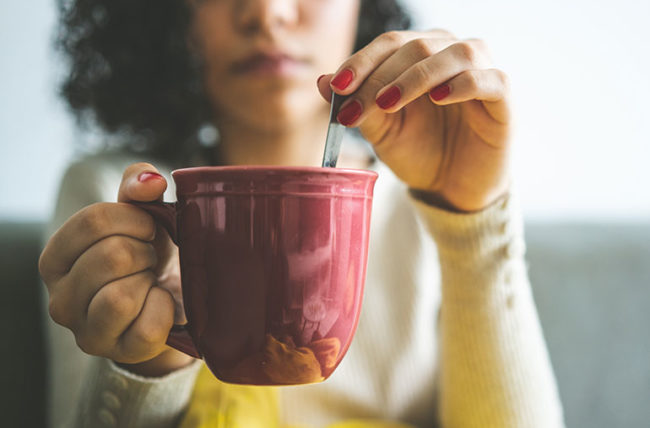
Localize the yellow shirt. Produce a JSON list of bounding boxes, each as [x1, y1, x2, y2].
[[180, 365, 414, 428]]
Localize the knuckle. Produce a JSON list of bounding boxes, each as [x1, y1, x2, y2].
[[38, 250, 52, 282], [430, 28, 456, 39], [466, 38, 487, 53], [454, 41, 478, 65], [74, 335, 91, 354], [428, 28, 456, 39], [132, 321, 167, 348], [352, 49, 373, 71], [48, 297, 70, 326], [406, 38, 433, 58], [79, 203, 111, 237], [464, 70, 481, 92], [131, 287, 173, 348], [98, 284, 138, 320], [468, 38, 493, 62], [75, 332, 103, 356], [103, 237, 136, 273], [378, 31, 404, 46]]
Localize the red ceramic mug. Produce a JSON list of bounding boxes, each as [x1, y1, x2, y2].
[[134, 166, 377, 385]]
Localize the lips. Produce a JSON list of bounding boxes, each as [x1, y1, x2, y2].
[[231, 51, 309, 76]]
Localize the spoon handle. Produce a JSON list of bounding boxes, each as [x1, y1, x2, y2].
[[321, 92, 347, 168]]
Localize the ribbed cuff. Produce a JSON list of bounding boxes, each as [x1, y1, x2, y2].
[[408, 192, 526, 300], [75, 357, 202, 428]]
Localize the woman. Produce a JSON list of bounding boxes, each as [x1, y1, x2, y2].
[[39, 0, 564, 426]]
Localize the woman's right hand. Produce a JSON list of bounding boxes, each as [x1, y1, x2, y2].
[[39, 163, 194, 377]]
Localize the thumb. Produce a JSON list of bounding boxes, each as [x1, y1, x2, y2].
[[117, 162, 168, 203]]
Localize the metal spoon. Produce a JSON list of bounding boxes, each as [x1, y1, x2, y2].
[[321, 92, 348, 168]]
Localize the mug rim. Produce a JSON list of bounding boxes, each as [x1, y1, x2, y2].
[[172, 165, 378, 180]]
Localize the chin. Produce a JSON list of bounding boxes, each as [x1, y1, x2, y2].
[[221, 85, 325, 132], [244, 109, 297, 133]]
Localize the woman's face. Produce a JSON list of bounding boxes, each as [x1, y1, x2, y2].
[[190, 0, 361, 132]]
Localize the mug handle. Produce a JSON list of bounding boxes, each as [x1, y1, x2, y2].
[[131, 201, 201, 359]]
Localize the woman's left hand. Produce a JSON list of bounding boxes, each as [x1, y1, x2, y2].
[[317, 29, 511, 212]]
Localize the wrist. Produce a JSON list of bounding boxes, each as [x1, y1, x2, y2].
[[116, 348, 195, 377], [408, 188, 476, 213], [408, 187, 509, 213]]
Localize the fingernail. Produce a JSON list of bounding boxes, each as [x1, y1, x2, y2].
[[317, 74, 326, 85], [138, 172, 163, 183], [337, 100, 362, 126], [430, 84, 451, 101], [330, 69, 354, 91], [376, 86, 401, 109]]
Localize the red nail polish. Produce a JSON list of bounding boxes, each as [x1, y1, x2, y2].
[[376, 86, 401, 109], [138, 172, 163, 183], [330, 69, 354, 91], [337, 100, 362, 126], [430, 84, 451, 101]]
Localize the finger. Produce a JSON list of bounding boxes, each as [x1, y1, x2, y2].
[[53, 236, 157, 324], [117, 162, 167, 203], [329, 30, 455, 95], [85, 270, 156, 343], [39, 203, 156, 283], [334, 36, 461, 127], [373, 40, 491, 115], [317, 73, 334, 102], [116, 286, 175, 363], [430, 69, 511, 147], [428, 68, 511, 124], [47, 236, 156, 329]]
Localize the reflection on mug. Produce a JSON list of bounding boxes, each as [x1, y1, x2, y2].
[[263, 334, 323, 384], [220, 334, 341, 385], [309, 337, 341, 371], [285, 244, 343, 345]]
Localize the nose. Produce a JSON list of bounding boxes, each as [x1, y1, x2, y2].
[[235, 0, 299, 36]]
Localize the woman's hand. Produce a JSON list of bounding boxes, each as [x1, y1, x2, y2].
[[39, 163, 193, 377], [318, 29, 511, 212]]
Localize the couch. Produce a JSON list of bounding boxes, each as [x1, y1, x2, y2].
[[1, 221, 648, 427]]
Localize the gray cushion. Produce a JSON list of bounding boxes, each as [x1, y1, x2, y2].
[[0, 222, 47, 428], [527, 223, 650, 428]]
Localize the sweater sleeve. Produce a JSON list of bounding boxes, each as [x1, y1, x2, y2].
[[73, 357, 202, 428], [409, 192, 565, 428]]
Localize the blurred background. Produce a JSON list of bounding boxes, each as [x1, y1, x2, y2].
[[1, 0, 648, 427], [2, 0, 650, 221]]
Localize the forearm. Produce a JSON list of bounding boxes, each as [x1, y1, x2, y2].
[[411, 193, 564, 428]]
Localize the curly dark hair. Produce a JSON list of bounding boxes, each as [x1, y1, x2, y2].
[[57, 0, 411, 162]]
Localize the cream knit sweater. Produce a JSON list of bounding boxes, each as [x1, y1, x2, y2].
[[44, 151, 564, 428]]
